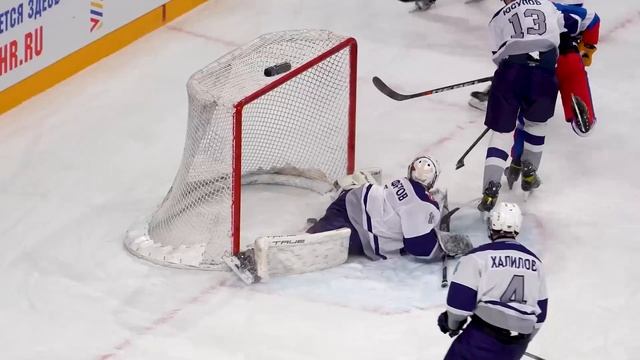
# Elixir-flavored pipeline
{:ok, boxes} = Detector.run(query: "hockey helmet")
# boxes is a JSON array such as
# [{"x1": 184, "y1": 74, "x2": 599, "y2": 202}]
[
  {"x1": 408, "y1": 155, "x2": 440, "y2": 190},
  {"x1": 488, "y1": 202, "x2": 523, "y2": 240}
]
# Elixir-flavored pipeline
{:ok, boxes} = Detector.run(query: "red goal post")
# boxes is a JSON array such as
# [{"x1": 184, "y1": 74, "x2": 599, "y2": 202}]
[{"x1": 125, "y1": 30, "x2": 358, "y2": 270}]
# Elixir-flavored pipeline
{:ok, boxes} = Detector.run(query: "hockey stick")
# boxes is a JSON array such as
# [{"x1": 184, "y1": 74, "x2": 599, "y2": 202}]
[
  {"x1": 455, "y1": 127, "x2": 490, "y2": 170},
  {"x1": 439, "y1": 206, "x2": 460, "y2": 288},
  {"x1": 441, "y1": 255, "x2": 449, "y2": 288},
  {"x1": 524, "y1": 352, "x2": 546, "y2": 360},
  {"x1": 372, "y1": 76, "x2": 493, "y2": 101},
  {"x1": 439, "y1": 207, "x2": 461, "y2": 232}
]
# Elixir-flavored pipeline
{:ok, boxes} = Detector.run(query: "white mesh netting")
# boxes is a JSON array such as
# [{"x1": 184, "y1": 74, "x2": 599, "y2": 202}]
[{"x1": 125, "y1": 30, "x2": 357, "y2": 270}]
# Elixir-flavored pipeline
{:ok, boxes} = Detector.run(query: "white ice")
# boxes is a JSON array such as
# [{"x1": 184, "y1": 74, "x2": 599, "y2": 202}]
[{"x1": 1, "y1": 0, "x2": 640, "y2": 359}]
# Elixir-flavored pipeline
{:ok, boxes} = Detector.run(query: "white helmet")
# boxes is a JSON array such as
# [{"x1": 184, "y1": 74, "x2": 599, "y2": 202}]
[
  {"x1": 488, "y1": 202, "x2": 523, "y2": 240},
  {"x1": 407, "y1": 155, "x2": 440, "y2": 190}
]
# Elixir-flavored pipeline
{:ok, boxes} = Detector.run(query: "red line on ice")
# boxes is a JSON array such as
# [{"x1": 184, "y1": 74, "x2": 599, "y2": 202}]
[
  {"x1": 601, "y1": 10, "x2": 640, "y2": 42},
  {"x1": 96, "y1": 282, "x2": 222, "y2": 360},
  {"x1": 165, "y1": 25, "x2": 243, "y2": 48}
]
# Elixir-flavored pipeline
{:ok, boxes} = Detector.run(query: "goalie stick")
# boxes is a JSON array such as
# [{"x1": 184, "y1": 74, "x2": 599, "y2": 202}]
[
  {"x1": 439, "y1": 206, "x2": 461, "y2": 288},
  {"x1": 372, "y1": 76, "x2": 493, "y2": 101},
  {"x1": 524, "y1": 352, "x2": 546, "y2": 360}
]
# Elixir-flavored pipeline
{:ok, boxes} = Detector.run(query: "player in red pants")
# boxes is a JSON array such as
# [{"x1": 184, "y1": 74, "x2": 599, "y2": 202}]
[{"x1": 555, "y1": 2, "x2": 600, "y2": 136}]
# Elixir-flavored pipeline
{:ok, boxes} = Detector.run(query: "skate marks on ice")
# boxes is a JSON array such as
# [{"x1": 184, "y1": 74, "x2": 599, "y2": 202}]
[
  {"x1": 223, "y1": 186, "x2": 546, "y2": 315},
  {"x1": 223, "y1": 207, "x2": 546, "y2": 316},
  {"x1": 225, "y1": 256, "x2": 449, "y2": 315}
]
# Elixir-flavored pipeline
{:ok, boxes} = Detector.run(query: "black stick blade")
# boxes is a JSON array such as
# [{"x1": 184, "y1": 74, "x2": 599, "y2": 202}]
[
  {"x1": 455, "y1": 159, "x2": 465, "y2": 170},
  {"x1": 372, "y1": 76, "x2": 411, "y2": 101}
]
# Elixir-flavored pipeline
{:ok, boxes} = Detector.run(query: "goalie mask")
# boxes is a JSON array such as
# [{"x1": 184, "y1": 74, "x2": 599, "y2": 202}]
[
  {"x1": 407, "y1": 155, "x2": 440, "y2": 190},
  {"x1": 488, "y1": 202, "x2": 523, "y2": 240}
]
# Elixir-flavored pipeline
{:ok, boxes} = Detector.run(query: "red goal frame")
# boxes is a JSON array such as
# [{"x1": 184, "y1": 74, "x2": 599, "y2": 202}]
[{"x1": 231, "y1": 37, "x2": 358, "y2": 254}]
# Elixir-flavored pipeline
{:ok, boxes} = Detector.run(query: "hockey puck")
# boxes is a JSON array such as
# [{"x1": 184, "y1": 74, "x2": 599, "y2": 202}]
[
  {"x1": 306, "y1": 217, "x2": 318, "y2": 225},
  {"x1": 264, "y1": 62, "x2": 291, "y2": 77}
]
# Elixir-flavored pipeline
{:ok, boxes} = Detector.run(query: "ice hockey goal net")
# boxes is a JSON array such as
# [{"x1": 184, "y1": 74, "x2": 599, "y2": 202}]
[{"x1": 125, "y1": 30, "x2": 357, "y2": 270}]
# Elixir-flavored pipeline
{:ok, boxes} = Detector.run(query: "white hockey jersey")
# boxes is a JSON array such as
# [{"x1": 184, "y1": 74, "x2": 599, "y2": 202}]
[
  {"x1": 489, "y1": 0, "x2": 566, "y2": 65},
  {"x1": 345, "y1": 177, "x2": 441, "y2": 261},
  {"x1": 446, "y1": 239, "x2": 548, "y2": 334}
]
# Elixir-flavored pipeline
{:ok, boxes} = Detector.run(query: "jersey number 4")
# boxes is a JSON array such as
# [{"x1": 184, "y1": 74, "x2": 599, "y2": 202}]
[
  {"x1": 508, "y1": 9, "x2": 547, "y2": 39},
  {"x1": 500, "y1": 275, "x2": 526, "y2": 304}
]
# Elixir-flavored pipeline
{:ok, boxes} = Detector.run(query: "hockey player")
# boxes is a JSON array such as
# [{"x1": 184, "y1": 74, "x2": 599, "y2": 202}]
[
  {"x1": 505, "y1": 1, "x2": 600, "y2": 189},
  {"x1": 225, "y1": 155, "x2": 473, "y2": 284},
  {"x1": 471, "y1": 2, "x2": 599, "y2": 123},
  {"x1": 437, "y1": 202, "x2": 548, "y2": 360},
  {"x1": 478, "y1": 0, "x2": 568, "y2": 212},
  {"x1": 470, "y1": 1, "x2": 599, "y2": 118},
  {"x1": 309, "y1": 155, "x2": 449, "y2": 260}
]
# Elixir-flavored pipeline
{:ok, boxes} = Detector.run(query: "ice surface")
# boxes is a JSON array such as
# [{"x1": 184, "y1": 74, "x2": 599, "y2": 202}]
[{"x1": 1, "y1": 0, "x2": 640, "y2": 359}]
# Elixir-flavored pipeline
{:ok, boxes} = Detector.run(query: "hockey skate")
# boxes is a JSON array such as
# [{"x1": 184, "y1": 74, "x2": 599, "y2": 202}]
[
  {"x1": 520, "y1": 161, "x2": 541, "y2": 192},
  {"x1": 438, "y1": 231, "x2": 473, "y2": 257},
  {"x1": 477, "y1": 181, "x2": 501, "y2": 212},
  {"x1": 223, "y1": 248, "x2": 261, "y2": 285},
  {"x1": 504, "y1": 162, "x2": 522, "y2": 190},
  {"x1": 571, "y1": 94, "x2": 594, "y2": 137},
  {"x1": 414, "y1": 0, "x2": 436, "y2": 11},
  {"x1": 468, "y1": 86, "x2": 490, "y2": 111}
]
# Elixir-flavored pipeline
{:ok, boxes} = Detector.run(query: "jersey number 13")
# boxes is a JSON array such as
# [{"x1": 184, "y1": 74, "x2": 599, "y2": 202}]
[{"x1": 508, "y1": 9, "x2": 547, "y2": 38}]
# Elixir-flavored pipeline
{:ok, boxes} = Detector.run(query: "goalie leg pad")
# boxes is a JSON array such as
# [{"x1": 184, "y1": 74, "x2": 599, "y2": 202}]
[{"x1": 253, "y1": 228, "x2": 351, "y2": 281}]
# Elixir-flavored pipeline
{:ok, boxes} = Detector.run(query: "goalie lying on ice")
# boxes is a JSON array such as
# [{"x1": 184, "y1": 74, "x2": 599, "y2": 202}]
[{"x1": 225, "y1": 154, "x2": 473, "y2": 284}]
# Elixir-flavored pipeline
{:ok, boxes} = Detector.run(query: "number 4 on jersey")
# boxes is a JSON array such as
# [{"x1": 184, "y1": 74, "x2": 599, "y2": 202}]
[{"x1": 500, "y1": 274, "x2": 526, "y2": 303}]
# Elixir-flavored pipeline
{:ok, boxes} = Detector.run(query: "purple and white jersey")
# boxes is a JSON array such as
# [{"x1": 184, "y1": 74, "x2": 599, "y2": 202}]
[
  {"x1": 345, "y1": 177, "x2": 440, "y2": 261},
  {"x1": 446, "y1": 239, "x2": 548, "y2": 334},
  {"x1": 489, "y1": 0, "x2": 565, "y2": 65}
]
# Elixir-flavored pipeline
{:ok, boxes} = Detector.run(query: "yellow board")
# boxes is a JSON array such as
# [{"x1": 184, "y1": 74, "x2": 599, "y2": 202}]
[
  {"x1": 0, "y1": 0, "x2": 207, "y2": 116},
  {"x1": 164, "y1": 0, "x2": 208, "y2": 22}
]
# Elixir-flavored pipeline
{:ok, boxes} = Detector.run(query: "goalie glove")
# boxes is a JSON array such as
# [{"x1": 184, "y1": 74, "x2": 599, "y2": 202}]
[
  {"x1": 578, "y1": 41, "x2": 597, "y2": 67},
  {"x1": 437, "y1": 231, "x2": 473, "y2": 257},
  {"x1": 333, "y1": 169, "x2": 380, "y2": 193}
]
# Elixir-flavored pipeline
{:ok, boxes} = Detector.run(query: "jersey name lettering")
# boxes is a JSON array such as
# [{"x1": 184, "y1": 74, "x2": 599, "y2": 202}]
[
  {"x1": 502, "y1": 0, "x2": 543, "y2": 16},
  {"x1": 490, "y1": 255, "x2": 537, "y2": 271},
  {"x1": 390, "y1": 180, "x2": 408, "y2": 201}
]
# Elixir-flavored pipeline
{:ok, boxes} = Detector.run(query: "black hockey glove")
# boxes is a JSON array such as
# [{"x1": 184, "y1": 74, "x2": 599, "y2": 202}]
[{"x1": 437, "y1": 311, "x2": 463, "y2": 338}]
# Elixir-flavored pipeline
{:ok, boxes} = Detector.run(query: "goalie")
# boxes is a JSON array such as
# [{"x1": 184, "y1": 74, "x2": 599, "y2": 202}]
[{"x1": 225, "y1": 154, "x2": 473, "y2": 284}]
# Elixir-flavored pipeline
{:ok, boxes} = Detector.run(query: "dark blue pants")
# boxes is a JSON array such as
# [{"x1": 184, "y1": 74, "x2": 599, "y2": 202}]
[
  {"x1": 306, "y1": 190, "x2": 364, "y2": 256},
  {"x1": 444, "y1": 320, "x2": 530, "y2": 360},
  {"x1": 485, "y1": 62, "x2": 558, "y2": 133}
]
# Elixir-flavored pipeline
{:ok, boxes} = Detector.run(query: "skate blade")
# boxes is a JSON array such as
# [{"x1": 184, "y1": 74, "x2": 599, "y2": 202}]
[
  {"x1": 468, "y1": 98, "x2": 487, "y2": 112},
  {"x1": 222, "y1": 255, "x2": 256, "y2": 285}
]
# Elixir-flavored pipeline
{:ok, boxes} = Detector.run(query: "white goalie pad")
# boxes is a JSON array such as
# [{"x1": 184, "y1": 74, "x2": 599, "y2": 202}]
[{"x1": 254, "y1": 228, "x2": 351, "y2": 281}]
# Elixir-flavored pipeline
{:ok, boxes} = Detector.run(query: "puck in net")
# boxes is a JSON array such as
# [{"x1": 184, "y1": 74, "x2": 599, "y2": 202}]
[{"x1": 264, "y1": 62, "x2": 292, "y2": 77}]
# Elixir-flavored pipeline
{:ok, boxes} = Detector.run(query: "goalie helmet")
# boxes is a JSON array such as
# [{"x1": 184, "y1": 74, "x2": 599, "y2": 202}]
[
  {"x1": 407, "y1": 155, "x2": 440, "y2": 190},
  {"x1": 488, "y1": 202, "x2": 523, "y2": 240}
]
